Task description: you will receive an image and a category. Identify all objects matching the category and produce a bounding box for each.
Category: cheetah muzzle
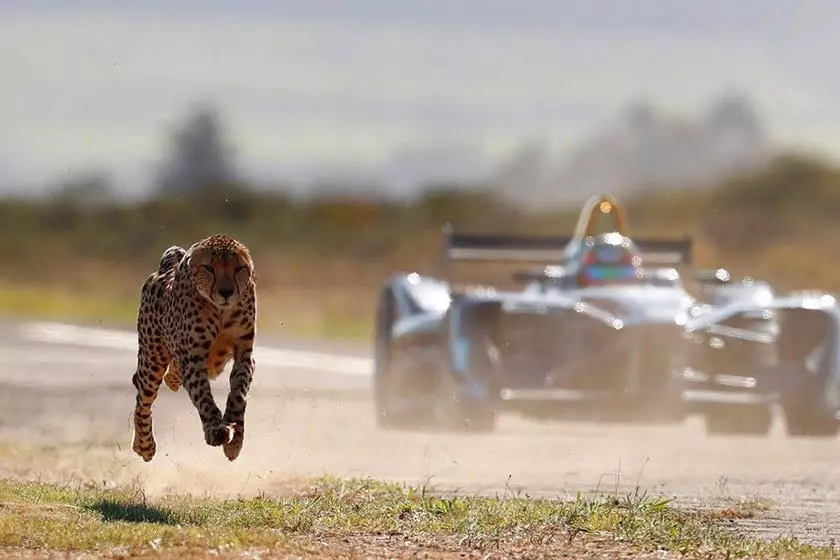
[130,233,258,462]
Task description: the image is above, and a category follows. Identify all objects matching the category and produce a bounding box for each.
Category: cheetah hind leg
[163,360,182,392]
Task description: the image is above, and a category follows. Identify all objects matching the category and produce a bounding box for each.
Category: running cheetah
[131,233,257,462]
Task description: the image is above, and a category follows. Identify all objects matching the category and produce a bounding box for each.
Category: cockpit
[577,234,646,288]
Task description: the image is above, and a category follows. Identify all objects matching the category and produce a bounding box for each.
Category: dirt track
[2,321,840,546]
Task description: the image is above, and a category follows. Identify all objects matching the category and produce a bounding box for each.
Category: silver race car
[372,194,833,436]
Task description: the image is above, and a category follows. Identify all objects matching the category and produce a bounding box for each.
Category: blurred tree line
[0,104,837,295]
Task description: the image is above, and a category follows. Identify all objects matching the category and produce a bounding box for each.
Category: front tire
[782,401,840,437]
[373,286,409,430]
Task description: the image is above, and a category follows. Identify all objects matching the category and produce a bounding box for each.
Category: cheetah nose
[219,287,234,300]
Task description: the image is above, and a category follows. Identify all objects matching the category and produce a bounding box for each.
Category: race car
[371,194,791,433]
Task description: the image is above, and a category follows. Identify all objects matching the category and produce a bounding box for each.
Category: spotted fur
[131,234,257,462]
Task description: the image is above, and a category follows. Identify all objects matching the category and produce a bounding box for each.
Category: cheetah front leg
[179,355,233,447]
[222,338,255,461]
[131,355,166,462]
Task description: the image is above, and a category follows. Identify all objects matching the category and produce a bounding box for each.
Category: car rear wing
[443,229,573,264]
[442,224,693,268]
[633,237,693,266]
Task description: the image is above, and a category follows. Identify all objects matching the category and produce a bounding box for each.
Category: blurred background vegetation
[0,103,835,342]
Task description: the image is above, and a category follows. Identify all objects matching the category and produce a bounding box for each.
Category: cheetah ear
[182,251,194,271]
[185,245,207,265]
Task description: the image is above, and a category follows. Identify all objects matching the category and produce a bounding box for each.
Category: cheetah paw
[132,437,156,462]
[204,423,233,447]
[223,424,244,461]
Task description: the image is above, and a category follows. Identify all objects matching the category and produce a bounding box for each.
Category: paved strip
[17,321,374,376]
[9,322,372,394]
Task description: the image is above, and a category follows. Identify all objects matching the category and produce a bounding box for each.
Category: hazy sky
[2,0,839,190]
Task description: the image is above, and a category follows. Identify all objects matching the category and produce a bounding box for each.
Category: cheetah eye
[201,265,214,274]
[235,265,248,274]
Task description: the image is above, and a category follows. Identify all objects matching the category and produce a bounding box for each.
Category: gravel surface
[2,323,840,547]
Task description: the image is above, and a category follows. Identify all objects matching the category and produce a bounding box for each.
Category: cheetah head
[188,242,254,309]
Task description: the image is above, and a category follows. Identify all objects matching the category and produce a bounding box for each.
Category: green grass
[0,476,834,558]
[0,285,138,330]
